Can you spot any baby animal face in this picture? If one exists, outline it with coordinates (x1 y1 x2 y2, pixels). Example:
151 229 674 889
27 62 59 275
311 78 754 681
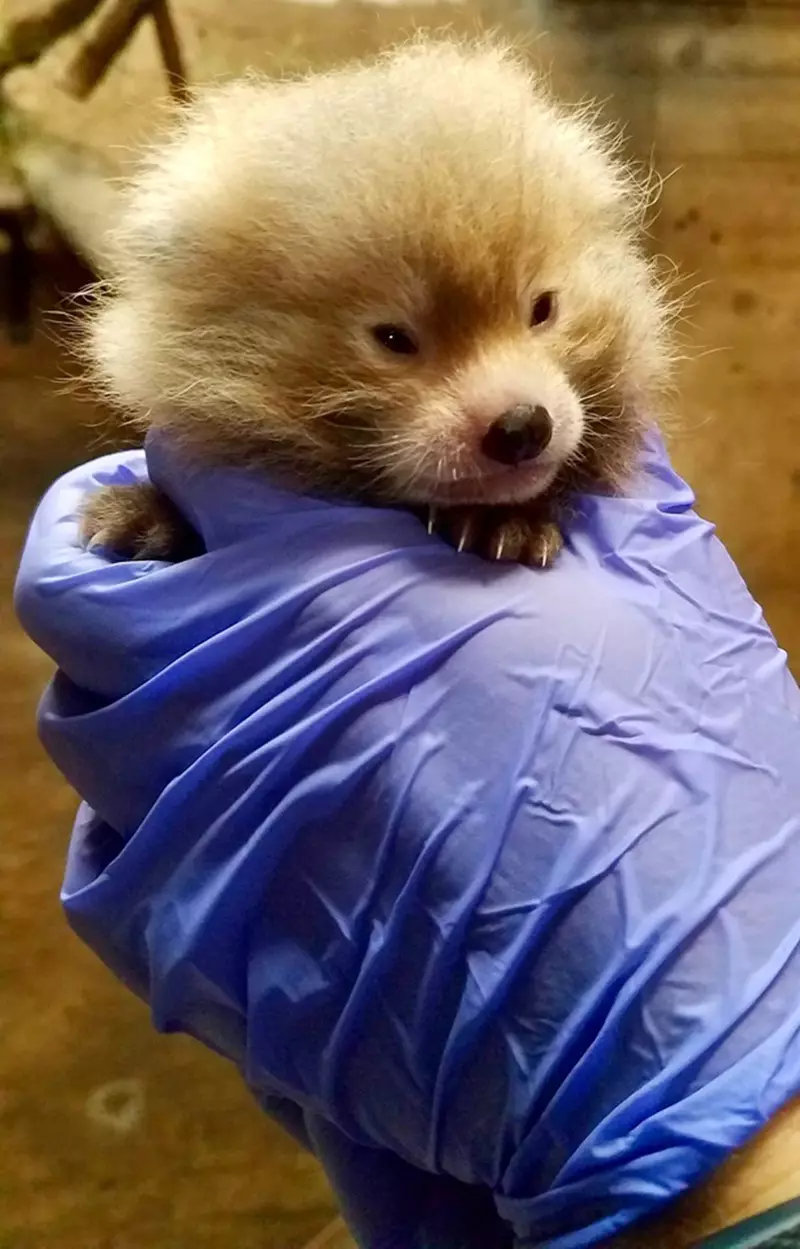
88 40 672 506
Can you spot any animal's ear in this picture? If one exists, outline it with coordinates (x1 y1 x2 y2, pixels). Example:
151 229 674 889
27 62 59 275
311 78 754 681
108 77 277 278
108 142 203 277
528 86 645 227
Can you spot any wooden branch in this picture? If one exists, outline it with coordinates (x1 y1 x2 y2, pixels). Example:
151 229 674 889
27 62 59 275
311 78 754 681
0 0 102 77
150 0 189 104
0 206 35 342
4 107 119 272
60 0 152 101
0 166 28 216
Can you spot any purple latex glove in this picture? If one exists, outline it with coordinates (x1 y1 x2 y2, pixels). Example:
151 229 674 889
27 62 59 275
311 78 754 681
14 429 800 1248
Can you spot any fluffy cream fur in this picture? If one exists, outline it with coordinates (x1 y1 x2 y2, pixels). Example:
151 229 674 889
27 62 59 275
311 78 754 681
86 37 673 518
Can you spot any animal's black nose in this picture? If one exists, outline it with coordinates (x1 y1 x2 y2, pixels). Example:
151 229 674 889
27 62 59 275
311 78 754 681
481 404 552 466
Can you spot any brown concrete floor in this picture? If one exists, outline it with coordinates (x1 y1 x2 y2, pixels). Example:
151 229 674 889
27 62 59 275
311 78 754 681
1 2 799 1247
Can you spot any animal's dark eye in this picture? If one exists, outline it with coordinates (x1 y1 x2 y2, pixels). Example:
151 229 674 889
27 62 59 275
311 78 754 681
530 292 556 328
372 325 419 356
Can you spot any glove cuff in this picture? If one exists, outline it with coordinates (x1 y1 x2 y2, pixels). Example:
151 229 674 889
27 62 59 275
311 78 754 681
698 1199 800 1248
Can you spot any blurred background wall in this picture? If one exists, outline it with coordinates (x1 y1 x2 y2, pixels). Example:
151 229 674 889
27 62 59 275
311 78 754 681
0 2 797 1246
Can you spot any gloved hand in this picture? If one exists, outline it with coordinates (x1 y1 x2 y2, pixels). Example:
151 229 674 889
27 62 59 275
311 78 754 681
15 430 800 1249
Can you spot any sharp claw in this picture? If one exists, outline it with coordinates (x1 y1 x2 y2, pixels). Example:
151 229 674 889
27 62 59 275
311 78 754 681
454 515 478 553
426 506 438 536
486 527 504 562
538 540 549 567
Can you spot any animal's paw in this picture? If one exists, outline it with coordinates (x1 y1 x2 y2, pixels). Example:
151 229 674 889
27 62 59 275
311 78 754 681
80 481 201 561
429 507 563 569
